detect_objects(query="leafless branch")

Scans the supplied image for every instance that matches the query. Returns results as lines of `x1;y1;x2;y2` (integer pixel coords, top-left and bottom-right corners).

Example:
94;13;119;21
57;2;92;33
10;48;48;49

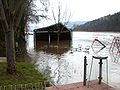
0;0;9;31
52;9;56;23
58;2;61;23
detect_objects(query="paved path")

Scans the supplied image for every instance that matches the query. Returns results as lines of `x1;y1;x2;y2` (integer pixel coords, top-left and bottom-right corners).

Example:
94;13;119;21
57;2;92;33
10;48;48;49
46;80;116;90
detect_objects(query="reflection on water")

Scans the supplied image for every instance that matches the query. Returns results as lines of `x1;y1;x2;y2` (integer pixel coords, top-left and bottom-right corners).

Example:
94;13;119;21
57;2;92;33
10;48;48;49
35;40;71;54
26;32;120;89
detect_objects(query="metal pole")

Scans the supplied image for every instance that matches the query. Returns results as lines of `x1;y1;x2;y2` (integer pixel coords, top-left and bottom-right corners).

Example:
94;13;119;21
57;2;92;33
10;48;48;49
98;59;103;84
83;56;87;86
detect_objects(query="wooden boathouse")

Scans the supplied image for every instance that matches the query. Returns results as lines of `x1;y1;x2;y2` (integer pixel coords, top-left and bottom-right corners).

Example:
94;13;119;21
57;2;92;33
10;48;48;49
34;23;72;42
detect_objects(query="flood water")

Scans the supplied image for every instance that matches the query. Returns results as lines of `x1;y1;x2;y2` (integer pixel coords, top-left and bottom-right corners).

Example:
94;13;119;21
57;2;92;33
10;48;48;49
26;31;120;90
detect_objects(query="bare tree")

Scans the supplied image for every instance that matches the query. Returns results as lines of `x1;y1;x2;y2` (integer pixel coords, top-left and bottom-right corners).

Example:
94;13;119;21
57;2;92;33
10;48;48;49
0;0;25;74
0;0;49;74
51;1;71;43
52;2;71;25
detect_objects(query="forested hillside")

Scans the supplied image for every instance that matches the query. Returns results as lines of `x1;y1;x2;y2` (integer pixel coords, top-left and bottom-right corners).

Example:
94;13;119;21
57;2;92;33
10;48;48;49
74;12;120;32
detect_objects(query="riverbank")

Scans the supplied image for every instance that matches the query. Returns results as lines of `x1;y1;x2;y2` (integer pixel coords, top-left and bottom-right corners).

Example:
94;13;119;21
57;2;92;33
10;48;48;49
0;62;50;89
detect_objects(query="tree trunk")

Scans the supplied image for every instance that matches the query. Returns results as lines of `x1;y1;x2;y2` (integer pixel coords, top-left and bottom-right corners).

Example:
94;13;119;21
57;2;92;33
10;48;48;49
57;33;60;45
5;30;16;74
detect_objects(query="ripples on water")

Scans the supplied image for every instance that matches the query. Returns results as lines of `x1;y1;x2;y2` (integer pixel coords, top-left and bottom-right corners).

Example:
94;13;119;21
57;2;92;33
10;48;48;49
26;32;120;89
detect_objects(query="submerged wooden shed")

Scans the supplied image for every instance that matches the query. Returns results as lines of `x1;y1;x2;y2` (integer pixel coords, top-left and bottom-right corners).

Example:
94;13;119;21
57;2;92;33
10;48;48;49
34;23;72;41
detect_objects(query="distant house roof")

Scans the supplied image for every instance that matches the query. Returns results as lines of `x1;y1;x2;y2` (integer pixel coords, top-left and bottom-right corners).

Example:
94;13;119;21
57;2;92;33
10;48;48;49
34;23;71;33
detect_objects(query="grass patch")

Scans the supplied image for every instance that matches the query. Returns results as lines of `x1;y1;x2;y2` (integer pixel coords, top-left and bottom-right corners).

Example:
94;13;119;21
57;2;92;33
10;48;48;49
0;62;50;86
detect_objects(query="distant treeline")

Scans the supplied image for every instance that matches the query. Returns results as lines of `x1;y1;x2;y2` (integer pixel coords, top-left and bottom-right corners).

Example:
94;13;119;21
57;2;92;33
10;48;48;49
73;12;120;32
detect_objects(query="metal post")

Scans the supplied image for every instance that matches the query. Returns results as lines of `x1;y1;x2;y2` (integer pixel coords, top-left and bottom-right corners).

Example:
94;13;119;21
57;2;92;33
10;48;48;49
98;59;103;84
83;56;87;86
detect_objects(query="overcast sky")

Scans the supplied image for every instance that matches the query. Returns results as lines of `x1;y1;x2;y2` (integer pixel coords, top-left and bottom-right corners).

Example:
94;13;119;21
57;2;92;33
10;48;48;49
32;0;120;28
51;0;120;21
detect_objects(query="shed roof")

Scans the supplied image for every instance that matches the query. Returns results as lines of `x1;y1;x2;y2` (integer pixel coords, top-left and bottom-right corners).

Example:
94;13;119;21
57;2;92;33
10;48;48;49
34;23;71;32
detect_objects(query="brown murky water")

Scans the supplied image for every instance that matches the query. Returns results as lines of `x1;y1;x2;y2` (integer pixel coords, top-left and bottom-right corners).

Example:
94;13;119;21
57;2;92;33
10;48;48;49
26;31;120;90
